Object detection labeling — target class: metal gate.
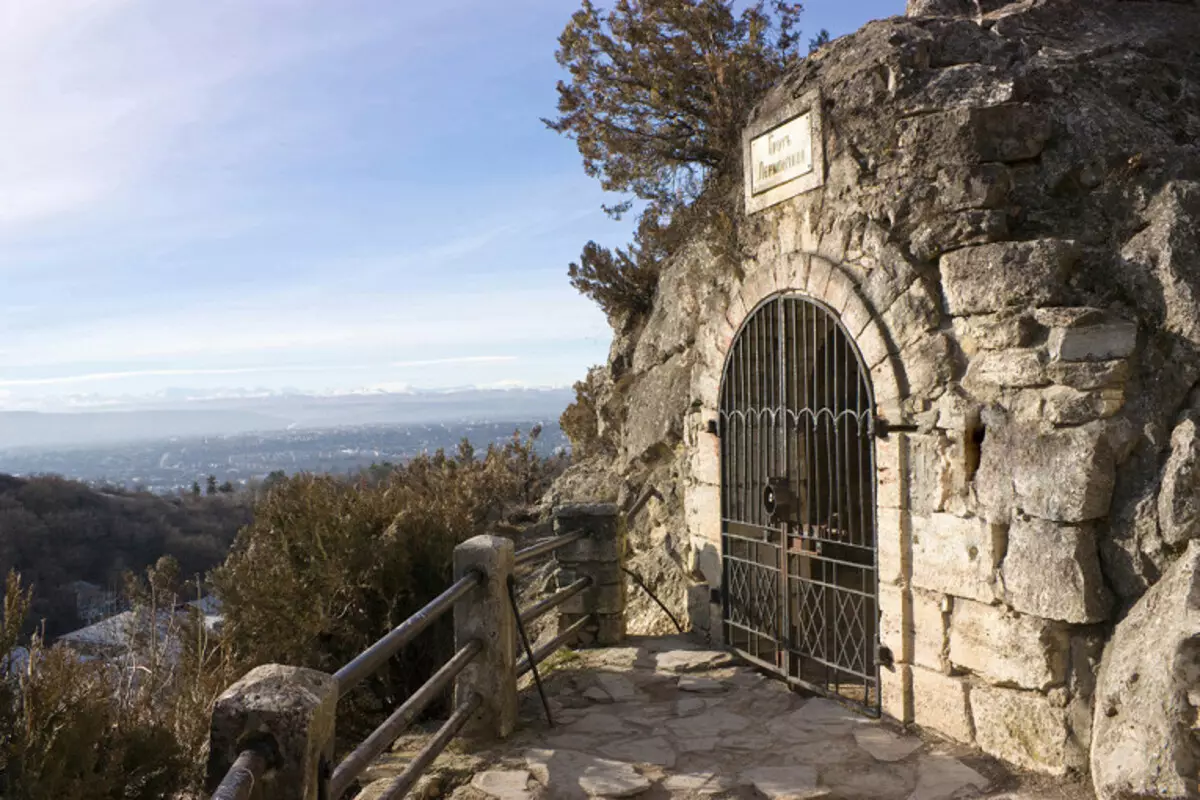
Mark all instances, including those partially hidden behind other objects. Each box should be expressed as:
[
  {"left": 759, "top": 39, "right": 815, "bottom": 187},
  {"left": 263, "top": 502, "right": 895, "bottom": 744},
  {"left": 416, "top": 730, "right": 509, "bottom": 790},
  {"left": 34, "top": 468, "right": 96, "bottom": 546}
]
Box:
[{"left": 718, "top": 293, "right": 879, "bottom": 713}]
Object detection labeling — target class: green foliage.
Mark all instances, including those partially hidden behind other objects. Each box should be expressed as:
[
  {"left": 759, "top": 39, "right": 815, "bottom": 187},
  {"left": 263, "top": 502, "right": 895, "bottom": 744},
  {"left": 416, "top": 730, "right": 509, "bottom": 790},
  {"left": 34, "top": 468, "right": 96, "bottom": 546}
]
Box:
[
  {"left": 212, "top": 429, "right": 565, "bottom": 741},
  {"left": 808, "top": 27, "right": 831, "bottom": 53},
  {"left": 548, "top": 0, "right": 803, "bottom": 320}
]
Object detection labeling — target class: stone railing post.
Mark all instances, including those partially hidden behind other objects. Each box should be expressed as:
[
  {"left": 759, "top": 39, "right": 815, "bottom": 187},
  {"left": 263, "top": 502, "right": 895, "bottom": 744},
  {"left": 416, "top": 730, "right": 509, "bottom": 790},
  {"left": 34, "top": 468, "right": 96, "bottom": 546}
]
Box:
[
  {"left": 553, "top": 503, "right": 626, "bottom": 646},
  {"left": 206, "top": 664, "right": 337, "bottom": 799},
  {"left": 453, "top": 534, "right": 517, "bottom": 740}
]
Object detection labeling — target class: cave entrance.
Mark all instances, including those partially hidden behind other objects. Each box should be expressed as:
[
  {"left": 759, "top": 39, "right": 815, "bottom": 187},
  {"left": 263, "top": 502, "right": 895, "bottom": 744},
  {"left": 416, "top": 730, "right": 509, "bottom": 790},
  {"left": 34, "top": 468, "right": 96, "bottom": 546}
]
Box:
[{"left": 717, "top": 293, "right": 879, "bottom": 714}]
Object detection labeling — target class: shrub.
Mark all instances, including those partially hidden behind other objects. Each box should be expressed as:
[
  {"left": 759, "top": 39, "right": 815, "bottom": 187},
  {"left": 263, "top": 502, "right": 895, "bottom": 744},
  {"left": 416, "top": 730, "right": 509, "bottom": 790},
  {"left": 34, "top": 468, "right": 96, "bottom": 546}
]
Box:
[{"left": 212, "top": 430, "right": 564, "bottom": 743}]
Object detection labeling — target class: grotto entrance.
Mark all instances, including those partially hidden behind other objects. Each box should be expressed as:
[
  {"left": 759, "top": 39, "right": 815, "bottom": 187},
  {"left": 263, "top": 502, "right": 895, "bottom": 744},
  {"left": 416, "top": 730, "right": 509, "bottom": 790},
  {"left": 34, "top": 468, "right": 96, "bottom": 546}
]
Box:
[{"left": 718, "top": 293, "right": 879, "bottom": 713}]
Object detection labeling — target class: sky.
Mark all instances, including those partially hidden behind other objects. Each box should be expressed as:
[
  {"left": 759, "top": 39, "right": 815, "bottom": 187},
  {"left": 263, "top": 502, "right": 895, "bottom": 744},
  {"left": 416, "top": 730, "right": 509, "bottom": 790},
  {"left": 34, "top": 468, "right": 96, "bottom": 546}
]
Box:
[{"left": 0, "top": 0, "right": 904, "bottom": 412}]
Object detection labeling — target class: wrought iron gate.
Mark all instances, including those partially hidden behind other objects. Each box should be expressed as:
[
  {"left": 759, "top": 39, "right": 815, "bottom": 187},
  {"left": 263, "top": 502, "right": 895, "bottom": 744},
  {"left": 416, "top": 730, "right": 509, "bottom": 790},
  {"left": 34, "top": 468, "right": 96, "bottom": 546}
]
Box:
[{"left": 718, "top": 293, "right": 879, "bottom": 713}]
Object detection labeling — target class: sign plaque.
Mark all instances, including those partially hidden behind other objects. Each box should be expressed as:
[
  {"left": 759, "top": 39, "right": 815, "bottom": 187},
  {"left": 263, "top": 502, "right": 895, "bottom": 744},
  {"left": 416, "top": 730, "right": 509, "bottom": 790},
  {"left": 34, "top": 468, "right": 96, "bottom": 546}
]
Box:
[{"left": 743, "top": 90, "right": 825, "bottom": 213}]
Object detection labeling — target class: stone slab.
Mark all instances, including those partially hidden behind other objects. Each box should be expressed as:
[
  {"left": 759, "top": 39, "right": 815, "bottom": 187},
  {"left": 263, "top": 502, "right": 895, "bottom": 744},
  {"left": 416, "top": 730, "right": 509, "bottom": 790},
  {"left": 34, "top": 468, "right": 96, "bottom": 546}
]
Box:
[
  {"left": 597, "top": 736, "right": 676, "bottom": 768},
  {"left": 471, "top": 770, "right": 533, "bottom": 800},
  {"left": 654, "top": 649, "right": 734, "bottom": 673},
  {"left": 909, "top": 754, "right": 989, "bottom": 800},
  {"left": 524, "top": 749, "right": 651, "bottom": 799},
  {"left": 740, "top": 766, "right": 829, "bottom": 799},
  {"left": 948, "top": 599, "right": 1068, "bottom": 691},
  {"left": 853, "top": 727, "right": 924, "bottom": 763}
]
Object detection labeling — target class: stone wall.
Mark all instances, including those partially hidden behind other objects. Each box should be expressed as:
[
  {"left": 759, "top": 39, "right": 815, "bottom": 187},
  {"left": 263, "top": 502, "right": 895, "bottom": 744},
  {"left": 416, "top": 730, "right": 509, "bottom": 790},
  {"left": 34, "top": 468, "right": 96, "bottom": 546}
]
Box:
[{"left": 549, "top": 0, "right": 1200, "bottom": 790}]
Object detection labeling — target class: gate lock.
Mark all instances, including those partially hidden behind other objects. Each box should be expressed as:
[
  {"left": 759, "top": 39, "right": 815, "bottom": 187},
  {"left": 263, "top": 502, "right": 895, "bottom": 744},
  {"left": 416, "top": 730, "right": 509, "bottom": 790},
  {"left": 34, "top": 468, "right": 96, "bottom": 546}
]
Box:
[{"left": 762, "top": 477, "right": 795, "bottom": 525}]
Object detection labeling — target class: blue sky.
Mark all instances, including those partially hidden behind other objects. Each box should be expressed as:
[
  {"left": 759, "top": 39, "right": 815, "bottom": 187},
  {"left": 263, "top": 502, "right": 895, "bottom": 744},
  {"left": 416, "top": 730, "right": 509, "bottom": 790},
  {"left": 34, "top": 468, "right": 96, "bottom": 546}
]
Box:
[{"left": 0, "top": 0, "right": 903, "bottom": 411}]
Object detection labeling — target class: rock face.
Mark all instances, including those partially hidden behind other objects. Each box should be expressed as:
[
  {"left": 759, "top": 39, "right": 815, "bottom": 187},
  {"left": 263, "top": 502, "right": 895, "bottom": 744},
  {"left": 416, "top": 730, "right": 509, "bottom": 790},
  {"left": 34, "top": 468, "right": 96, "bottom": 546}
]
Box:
[
  {"left": 545, "top": 0, "right": 1200, "bottom": 789},
  {"left": 1090, "top": 542, "right": 1200, "bottom": 800}
]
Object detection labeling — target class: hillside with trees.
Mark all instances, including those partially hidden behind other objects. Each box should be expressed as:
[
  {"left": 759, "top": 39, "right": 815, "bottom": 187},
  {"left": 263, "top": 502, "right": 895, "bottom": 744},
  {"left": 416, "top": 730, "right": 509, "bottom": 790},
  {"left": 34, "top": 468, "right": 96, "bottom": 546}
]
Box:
[{"left": 0, "top": 474, "right": 251, "bottom": 639}]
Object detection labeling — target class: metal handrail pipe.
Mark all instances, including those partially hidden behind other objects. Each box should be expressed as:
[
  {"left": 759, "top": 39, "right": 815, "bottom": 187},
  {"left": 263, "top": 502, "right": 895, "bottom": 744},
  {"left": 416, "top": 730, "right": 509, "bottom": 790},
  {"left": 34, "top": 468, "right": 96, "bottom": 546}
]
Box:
[
  {"left": 374, "top": 692, "right": 483, "bottom": 800},
  {"left": 516, "top": 614, "right": 593, "bottom": 678},
  {"left": 334, "top": 569, "right": 483, "bottom": 696},
  {"left": 518, "top": 577, "right": 592, "bottom": 625},
  {"left": 210, "top": 749, "right": 267, "bottom": 800},
  {"left": 330, "top": 639, "right": 482, "bottom": 798},
  {"left": 513, "top": 529, "right": 587, "bottom": 566}
]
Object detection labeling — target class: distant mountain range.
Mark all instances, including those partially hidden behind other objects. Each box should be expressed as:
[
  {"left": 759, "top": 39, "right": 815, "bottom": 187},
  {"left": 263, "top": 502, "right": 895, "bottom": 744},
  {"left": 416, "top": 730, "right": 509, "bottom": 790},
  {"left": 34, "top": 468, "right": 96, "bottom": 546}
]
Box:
[{"left": 0, "top": 387, "right": 574, "bottom": 450}]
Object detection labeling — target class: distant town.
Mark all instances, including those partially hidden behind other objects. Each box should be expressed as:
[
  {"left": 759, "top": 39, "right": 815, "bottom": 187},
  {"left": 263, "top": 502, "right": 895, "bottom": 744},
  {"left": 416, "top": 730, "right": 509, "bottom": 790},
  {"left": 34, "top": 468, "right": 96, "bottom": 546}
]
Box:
[{"left": 0, "top": 420, "right": 568, "bottom": 495}]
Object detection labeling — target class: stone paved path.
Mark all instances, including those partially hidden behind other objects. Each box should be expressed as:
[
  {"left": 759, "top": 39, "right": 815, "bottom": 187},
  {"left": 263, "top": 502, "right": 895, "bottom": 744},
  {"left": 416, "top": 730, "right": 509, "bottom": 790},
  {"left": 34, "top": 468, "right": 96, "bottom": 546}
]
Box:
[{"left": 361, "top": 636, "right": 1093, "bottom": 800}]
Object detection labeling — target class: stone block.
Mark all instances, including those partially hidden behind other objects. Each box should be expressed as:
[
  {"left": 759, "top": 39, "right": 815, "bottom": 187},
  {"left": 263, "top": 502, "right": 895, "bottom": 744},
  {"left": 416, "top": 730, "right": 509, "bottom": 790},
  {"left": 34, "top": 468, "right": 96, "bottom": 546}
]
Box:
[
  {"left": 901, "top": 332, "right": 955, "bottom": 401},
  {"left": 940, "top": 239, "right": 1079, "bottom": 315},
  {"left": 974, "top": 419, "right": 1120, "bottom": 523},
  {"left": 910, "top": 210, "right": 1009, "bottom": 262},
  {"left": 882, "top": 281, "right": 941, "bottom": 351},
  {"left": 878, "top": 583, "right": 910, "bottom": 663},
  {"left": 971, "top": 686, "right": 1086, "bottom": 776},
  {"left": 805, "top": 256, "right": 833, "bottom": 299},
  {"left": 684, "top": 484, "right": 721, "bottom": 554},
  {"left": 1048, "top": 322, "right": 1137, "bottom": 362},
  {"left": 935, "top": 164, "right": 1012, "bottom": 212},
  {"left": 898, "top": 104, "right": 1051, "bottom": 166},
  {"left": 912, "top": 666, "right": 974, "bottom": 744},
  {"left": 881, "top": 664, "right": 913, "bottom": 725},
  {"left": 1041, "top": 386, "right": 1124, "bottom": 426},
  {"left": 857, "top": 319, "right": 894, "bottom": 369},
  {"left": 951, "top": 311, "right": 1039, "bottom": 354},
  {"left": 948, "top": 599, "right": 1068, "bottom": 690},
  {"left": 963, "top": 349, "right": 1048, "bottom": 394},
  {"left": 901, "top": 63, "right": 1017, "bottom": 115},
  {"left": 907, "top": 433, "right": 955, "bottom": 515},
  {"left": 1000, "top": 517, "right": 1112, "bottom": 623},
  {"left": 875, "top": 435, "right": 906, "bottom": 510},
  {"left": 911, "top": 588, "right": 948, "bottom": 670},
  {"left": 1156, "top": 418, "right": 1200, "bottom": 547},
  {"left": 877, "top": 507, "right": 911, "bottom": 586},
  {"left": 206, "top": 664, "right": 337, "bottom": 800},
  {"left": 1045, "top": 358, "right": 1130, "bottom": 391},
  {"left": 823, "top": 267, "right": 855, "bottom": 315},
  {"left": 910, "top": 513, "right": 1004, "bottom": 603},
  {"left": 871, "top": 354, "right": 904, "bottom": 404},
  {"left": 840, "top": 290, "right": 874, "bottom": 339}
]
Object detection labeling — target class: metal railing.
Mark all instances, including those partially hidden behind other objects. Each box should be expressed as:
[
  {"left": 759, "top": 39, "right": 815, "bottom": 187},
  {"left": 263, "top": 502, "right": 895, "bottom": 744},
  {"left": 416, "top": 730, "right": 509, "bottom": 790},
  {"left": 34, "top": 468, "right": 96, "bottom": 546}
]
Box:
[{"left": 207, "top": 506, "right": 620, "bottom": 800}]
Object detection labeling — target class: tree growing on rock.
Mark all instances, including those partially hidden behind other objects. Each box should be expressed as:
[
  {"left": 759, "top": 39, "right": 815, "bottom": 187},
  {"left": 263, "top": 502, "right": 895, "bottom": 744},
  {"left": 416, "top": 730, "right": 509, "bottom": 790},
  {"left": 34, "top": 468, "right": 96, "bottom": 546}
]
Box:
[{"left": 547, "top": 0, "right": 804, "bottom": 322}]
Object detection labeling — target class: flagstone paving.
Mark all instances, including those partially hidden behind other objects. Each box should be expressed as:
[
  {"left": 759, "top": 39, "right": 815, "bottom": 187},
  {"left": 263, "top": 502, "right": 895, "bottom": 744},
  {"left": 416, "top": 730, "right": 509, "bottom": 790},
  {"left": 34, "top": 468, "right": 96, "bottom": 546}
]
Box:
[{"left": 360, "top": 636, "right": 1095, "bottom": 800}]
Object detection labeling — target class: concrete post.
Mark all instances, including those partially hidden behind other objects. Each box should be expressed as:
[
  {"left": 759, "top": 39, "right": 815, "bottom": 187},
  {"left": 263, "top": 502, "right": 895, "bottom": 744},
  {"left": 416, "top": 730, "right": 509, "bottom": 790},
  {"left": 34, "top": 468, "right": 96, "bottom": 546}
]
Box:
[
  {"left": 553, "top": 503, "right": 626, "bottom": 646},
  {"left": 453, "top": 534, "right": 517, "bottom": 740},
  {"left": 206, "top": 664, "right": 337, "bottom": 800}
]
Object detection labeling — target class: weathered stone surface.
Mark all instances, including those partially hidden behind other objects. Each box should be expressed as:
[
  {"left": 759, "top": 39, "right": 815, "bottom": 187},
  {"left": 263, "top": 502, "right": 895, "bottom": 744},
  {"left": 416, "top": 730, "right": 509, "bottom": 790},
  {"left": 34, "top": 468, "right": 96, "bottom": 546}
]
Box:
[
  {"left": 1000, "top": 517, "right": 1112, "bottom": 623},
  {"left": 1091, "top": 541, "right": 1200, "bottom": 800},
  {"left": 654, "top": 649, "right": 733, "bottom": 673},
  {"left": 598, "top": 737, "right": 676, "bottom": 768},
  {"left": 907, "top": 0, "right": 975, "bottom": 17},
  {"left": 739, "top": 766, "right": 825, "bottom": 800},
  {"left": 661, "top": 772, "right": 736, "bottom": 795},
  {"left": 940, "top": 239, "right": 1078, "bottom": 315},
  {"left": 898, "top": 105, "right": 1051, "bottom": 166},
  {"left": 677, "top": 675, "right": 725, "bottom": 693},
  {"left": 525, "top": 749, "right": 651, "bottom": 799},
  {"left": 621, "top": 353, "right": 691, "bottom": 465},
  {"left": 471, "top": 770, "right": 533, "bottom": 800},
  {"left": 1039, "top": 386, "right": 1124, "bottom": 426},
  {"left": 974, "top": 418, "right": 1120, "bottom": 523},
  {"left": 1048, "top": 321, "right": 1137, "bottom": 362},
  {"left": 963, "top": 349, "right": 1048, "bottom": 392},
  {"left": 206, "top": 664, "right": 338, "bottom": 800},
  {"left": 664, "top": 708, "right": 749, "bottom": 738},
  {"left": 971, "top": 686, "right": 1086, "bottom": 776},
  {"left": 951, "top": 310, "right": 1037, "bottom": 353},
  {"left": 853, "top": 727, "right": 923, "bottom": 762},
  {"left": 909, "top": 754, "right": 989, "bottom": 800},
  {"left": 912, "top": 667, "right": 974, "bottom": 744},
  {"left": 1158, "top": 418, "right": 1200, "bottom": 547},
  {"left": 910, "top": 513, "right": 1004, "bottom": 603},
  {"left": 949, "top": 599, "right": 1069, "bottom": 690},
  {"left": 1044, "top": 359, "right": 1130, "bottom": 391}
]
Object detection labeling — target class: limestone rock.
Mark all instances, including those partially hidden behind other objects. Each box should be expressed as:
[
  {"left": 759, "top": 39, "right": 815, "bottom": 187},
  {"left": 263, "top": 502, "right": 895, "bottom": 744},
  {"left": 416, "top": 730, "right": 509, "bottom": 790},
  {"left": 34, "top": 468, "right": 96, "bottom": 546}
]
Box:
[
  {"left": 661, "top": 772, "right": 736, "bottom": 795},
  {"left": 1047, "top": 321, "right": 1137, "bottom": 363},
  {"left": 949, "top": 599, "right": 1069, "bottom": 691},
  {"left": 910, "top": 513, "right": 1004, "bottom": 603},
  {"left": 470, "top": 771, "right": 533, "bottom": 800},
  {"left": 1091, "top": 541, "right": 1200, "bottom": 800},
  {"left": 739, "top": 766, "right": 826, "bottom": 800},
  {"left": 911, "top": 667, "right": 974, "bottom": 744},
  {"left": 597, "top": 737, "right": 676, "bottom": 768},
  {"left": 1000, "top": 517, "right": 1112, "bottom": 623},
  {"left": 970, "top": 686, "right": 1086, "bottom": 776},
  {"left": 621, "top": 354, "right": 691, "bottom": 465},
  {"left": 940, "top": 239, "right": 1078, "bottom": 315},
  {"left": 654, "top": 649, "right": 733, "bottom": 673},
  {"left": 852, "top": 727, "right": 924, "bottom": 762},
  {"left": 974, "top": 419, "right": 1121, "bottom": 524},
  {"left": 909, "top": 754, "right": 989, "bottom": 800},
  {"left": 1158, "top": 418, "right": 1200, "bottom": 547},
  {"left": 524, "top": 749, "right": 651, "bottom": 799}
]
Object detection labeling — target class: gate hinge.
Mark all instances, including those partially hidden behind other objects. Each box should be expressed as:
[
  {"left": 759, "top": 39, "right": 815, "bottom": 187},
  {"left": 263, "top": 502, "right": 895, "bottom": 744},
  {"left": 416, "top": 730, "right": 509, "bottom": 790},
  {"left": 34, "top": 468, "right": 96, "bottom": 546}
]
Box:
[
  {"left": 874, "top": 416, "right": 919, "bottom": 439},
  {"left": 710, "top": 587, "right": 723, "bottom": 606},
  {"left": 875, "top": 643, "right": 896, "bottom": 672}
]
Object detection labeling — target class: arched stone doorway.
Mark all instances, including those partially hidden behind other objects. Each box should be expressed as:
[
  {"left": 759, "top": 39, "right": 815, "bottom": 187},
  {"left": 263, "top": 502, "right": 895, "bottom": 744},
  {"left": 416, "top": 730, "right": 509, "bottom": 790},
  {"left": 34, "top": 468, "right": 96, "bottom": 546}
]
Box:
[{"left": 718, "top": 292, "right": 879, "bottom": 713}]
